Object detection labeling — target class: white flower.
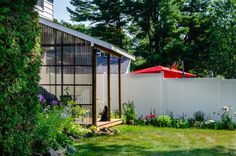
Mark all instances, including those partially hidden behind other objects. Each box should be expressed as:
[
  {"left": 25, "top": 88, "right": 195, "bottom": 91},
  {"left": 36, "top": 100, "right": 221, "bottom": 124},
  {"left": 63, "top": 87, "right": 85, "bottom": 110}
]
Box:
[
  {"left": 208, "top": 120, "right": 215, "bottom": 123},
  {"left": 61, "top": 112, "right": 67, "bottom": 118},
  {"left": 222, "top": 106, "right": 230, "bottom": 112}
]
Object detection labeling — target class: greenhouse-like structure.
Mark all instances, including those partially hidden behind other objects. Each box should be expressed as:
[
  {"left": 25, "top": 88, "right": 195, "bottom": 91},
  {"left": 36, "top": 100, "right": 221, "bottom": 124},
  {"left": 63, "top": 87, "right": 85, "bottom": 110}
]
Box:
[{"left": 39, "top": 18, "right": 135, "bottom": 126}]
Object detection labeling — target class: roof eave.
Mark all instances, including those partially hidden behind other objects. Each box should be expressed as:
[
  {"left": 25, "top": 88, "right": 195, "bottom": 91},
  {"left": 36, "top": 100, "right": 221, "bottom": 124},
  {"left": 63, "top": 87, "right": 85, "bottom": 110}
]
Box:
[{"left": 39, "top": 17, "right": 135, "bottom": 60}]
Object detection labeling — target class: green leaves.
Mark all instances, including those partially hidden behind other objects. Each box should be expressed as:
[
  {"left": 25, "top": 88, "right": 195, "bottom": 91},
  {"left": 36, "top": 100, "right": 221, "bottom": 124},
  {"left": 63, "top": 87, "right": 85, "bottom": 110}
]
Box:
[
  {"left": 68, "top": 0, "right": 235, "bottom": 77},
  {"left": 0, "top": 1, "right": 41, "bottom": 155},
  {"left": 68, "top": 0, "right": 129, "bottom": 48}
]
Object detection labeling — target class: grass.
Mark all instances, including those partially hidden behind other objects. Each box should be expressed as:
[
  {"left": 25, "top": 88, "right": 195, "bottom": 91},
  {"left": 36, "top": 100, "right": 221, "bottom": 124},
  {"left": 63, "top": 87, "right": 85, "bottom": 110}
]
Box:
[{"left": 74, "top": 125, "right": 236, "bottom": 156}]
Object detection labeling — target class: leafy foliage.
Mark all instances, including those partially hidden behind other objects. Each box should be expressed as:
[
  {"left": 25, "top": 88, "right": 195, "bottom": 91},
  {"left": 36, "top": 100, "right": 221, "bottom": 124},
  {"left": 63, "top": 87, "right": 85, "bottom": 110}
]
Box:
[
  {"left": 194, "top": 111, "right": 205, "bottom": 122},
  {"left": 68, "top": 0, "right": 236, "bottom": 78},
  {"left": 0, "top": 0, "right": 41, "bottom": 155},
  {"left": 156, "top": 116, "right": 173, "bottom": 127},
  {"left": 32, "top": 109, "right": 69, "bottom": 153},
  {"left": 68, "top": 0, "right": 129, "bottom": 48},
  {"left": 175, "top": 118, "right": 189, "bottom": 128},
  {"left": 32, "top": 101, "right": 90, "bottom": 154},
  {"left": 123, "top": 101, "right": 137, "bottom": 124},
  {"left": 220, "top": 106, "right": 234, "bottom": 130},
  {"left": 134, "top": 107, "right": 235, "bottom": 130}
]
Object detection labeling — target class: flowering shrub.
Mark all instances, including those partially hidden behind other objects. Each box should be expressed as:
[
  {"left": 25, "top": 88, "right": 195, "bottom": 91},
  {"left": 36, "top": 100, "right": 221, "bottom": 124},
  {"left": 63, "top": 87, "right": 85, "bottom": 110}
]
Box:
[
  {"left": 38, "top": 94, "right": 45, "bottom": 103},
  {"left": 32, "top": 109, "right": 67, "bottom": 153},
  {"left": 145, "top": 114, "right": 157, "bottom": 125},
  {"left": 203, "top": 120, "right": 216, "bottom": 129},
  {"left": 146, "top": 114, "right": 156, "bottom": 119},
  {"left": 33, "top": 99, "right": 89, "bottom": 154},
  {"left": 134, "top": 106, "right": 236, "bottom": 131},
  {"left": 220, "top": 106, "right": 234, "bottom": 130}
]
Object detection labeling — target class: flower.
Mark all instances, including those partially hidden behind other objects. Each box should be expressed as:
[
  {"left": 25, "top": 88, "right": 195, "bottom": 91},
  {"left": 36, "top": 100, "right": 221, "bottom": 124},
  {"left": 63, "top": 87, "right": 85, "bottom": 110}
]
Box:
[
  {"left": 222, "top": 106, "right": 230, "bottom": 112},
  {"left": 145, "top": 114, "right": 156, "bottom": 119},
  {"left": 44, "top": 105, "right": 51, "bottom": 112},
  {"left": 38, "top": 95, "right": 45, "bottom": 102},
  {"left": 51, "top": 100, "right": 59, "bottom": 105},
  {"left": 208, "top": 120, "right": 215, "bottom": 123}
]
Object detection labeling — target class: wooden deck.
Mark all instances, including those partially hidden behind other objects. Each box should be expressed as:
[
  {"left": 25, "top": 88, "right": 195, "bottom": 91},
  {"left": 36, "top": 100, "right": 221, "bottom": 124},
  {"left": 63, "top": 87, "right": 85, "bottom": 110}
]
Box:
[
  {"left": 97, "top": 118, "right": 122, "bottom": 129},
  {"left": 75, "top": 118, "right": 122, "bottom": 129}
]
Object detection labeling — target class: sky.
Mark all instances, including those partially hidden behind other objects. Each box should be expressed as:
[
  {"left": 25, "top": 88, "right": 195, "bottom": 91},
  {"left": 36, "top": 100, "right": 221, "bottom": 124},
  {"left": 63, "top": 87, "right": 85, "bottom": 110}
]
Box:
[
  {"left": 54, "top": 0, "right": 74, "bottom": 23},
  {"left": 54, "top": 0, "right": 90, "bottom": 25}
]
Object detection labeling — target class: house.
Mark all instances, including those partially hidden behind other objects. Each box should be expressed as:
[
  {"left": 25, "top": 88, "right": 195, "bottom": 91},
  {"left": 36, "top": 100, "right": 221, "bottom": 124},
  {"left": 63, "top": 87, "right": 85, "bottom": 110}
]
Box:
[
  {"left": 35, "top": 0, "right": 54, "bottom": 20},
  {"left": 36, "top": 0, "right": 135, "bottom": 126}
]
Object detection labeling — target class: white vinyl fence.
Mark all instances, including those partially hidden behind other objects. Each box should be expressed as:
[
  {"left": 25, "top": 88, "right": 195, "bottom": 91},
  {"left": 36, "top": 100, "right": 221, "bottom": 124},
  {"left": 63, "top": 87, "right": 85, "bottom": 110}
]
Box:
[{"left": 97, "top": 73, "right": 236, "bottom": 121}]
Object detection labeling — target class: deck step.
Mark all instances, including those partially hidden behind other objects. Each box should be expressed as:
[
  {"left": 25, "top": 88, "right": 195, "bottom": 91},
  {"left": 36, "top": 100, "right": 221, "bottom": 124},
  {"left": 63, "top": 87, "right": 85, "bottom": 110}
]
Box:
[{"left": 97, "top": 119, "right": 122, "bottom": 129}]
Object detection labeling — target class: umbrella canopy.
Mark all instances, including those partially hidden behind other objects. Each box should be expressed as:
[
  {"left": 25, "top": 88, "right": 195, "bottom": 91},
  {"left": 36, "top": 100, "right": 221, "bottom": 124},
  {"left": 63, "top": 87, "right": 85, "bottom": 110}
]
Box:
[{"left": 131, "top": 65, "right": 196, "bottom": 78}]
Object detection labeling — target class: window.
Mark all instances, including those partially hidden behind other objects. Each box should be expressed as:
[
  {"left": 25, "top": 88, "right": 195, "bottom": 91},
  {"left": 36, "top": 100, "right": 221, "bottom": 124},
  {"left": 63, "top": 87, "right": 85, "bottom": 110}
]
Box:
[
  {"left": 40, "top": 24, "right": 93, "bottom": 106},
  {"left": 37, "top": 0, "right": 44, "bottom": 8}
]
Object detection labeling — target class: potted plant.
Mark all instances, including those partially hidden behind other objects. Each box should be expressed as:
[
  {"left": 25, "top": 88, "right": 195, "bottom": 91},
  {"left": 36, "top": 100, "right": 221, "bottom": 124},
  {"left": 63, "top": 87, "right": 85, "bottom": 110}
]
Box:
[{"left": 60, "top": 87, "right": 72, "bottom": 104}]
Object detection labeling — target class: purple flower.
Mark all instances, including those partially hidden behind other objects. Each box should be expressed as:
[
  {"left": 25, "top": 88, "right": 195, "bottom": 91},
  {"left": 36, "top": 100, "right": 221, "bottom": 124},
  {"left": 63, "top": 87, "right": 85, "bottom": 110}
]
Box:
[
  {"left": 38, "top": 95, "right": 45, "bottom": 102},
  {"left": 51, "top": 100, "right": 59, "bottom": 105}
]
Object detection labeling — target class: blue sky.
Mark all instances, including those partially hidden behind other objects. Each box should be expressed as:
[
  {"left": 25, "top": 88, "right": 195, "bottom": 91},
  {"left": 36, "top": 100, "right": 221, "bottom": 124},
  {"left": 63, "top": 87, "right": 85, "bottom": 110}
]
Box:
[
  {"left": 54, "top": 0, "right": 90, "bottom": 25},
  {"left": 54, "top": 0, "right": 74, "bottom": 23}
]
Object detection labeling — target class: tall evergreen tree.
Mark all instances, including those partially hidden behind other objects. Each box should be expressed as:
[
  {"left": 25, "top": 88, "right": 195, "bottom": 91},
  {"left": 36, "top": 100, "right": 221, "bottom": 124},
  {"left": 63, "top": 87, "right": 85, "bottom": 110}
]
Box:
[
  {"left": 206, "top": 0, "right": 236, "bottom": 78},
  {"left": 67, "top": 0, "right": 236, "bottom": 78},
  {"left": 68, "top": 0, "right": 128, "bottom": 48},
  {"left": 178, "top": 0, "right": 213, "bottom": 73},
  {"left": 125, "top": 0, "right": 184, "bottom": 69},
  {"left": 0, "top": 0, "right": 41, "bottom": 154}
]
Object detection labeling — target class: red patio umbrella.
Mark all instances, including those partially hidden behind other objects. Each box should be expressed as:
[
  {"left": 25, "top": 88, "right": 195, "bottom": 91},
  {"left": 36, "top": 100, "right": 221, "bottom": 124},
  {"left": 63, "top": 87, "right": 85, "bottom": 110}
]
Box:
[{"left": 130, "top": 65, "right": 196, "bottom": 78}]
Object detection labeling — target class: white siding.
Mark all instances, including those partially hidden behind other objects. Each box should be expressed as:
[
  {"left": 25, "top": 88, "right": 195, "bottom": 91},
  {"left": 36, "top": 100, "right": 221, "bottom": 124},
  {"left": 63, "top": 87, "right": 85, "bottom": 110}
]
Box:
[{"left": 36, "top": 0, "right": 53, "bottom": 20}]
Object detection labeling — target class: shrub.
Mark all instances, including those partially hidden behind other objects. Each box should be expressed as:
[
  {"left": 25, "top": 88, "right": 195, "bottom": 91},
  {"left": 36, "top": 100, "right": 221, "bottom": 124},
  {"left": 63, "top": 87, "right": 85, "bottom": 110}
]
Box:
[
  {"left": 0, "top": 1, "right": 41, "bottom": 155},
  {"left": 68, "top": 100, "right": 86, "bottom": 118},
  {"left": 123, "top": 101, "right": 137, "bottom": 124},
  {"left": 134, "top": 118, "right": 146, "bottom": 126},
  {"left": 200, "top": 120, "right": 216, "bottom": 129},
  {"left": 194, "top": 111, "right": 205, "bottom": 122},
  {"left": 155, "top": 116, "right": 172, "bottom": 127},
  {"left": 145, "top": 114, "right": 157, "bottom": 125},
  {"left": 32, "top": 109, "right": 69, "bottom": 154},
  {"left": 32, "top": 100, "right": 90, "bottom": 154},
  {"left": 111, "top": 109, "right": 119, "bottom": 118},
  {"left": 220, "top": 106, "right": 234, "bottom": 130},
  {"left": 175, "top": 118, "right": 189, "bottom": 128},
  {"left": 215, "top": 121, "right": 223, "bottom": 130},
  {"left": 193, "top": 121, "right": 204, "bottom": 128},
  {"left": 188, "top": 118, "right": 195, "bottom": 127}
]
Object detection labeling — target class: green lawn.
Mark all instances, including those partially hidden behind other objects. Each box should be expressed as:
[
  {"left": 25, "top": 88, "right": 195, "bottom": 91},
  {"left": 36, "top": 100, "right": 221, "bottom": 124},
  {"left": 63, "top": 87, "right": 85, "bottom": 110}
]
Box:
[{"left": 74, "top": 125, "right": 236, "bottom": 156}]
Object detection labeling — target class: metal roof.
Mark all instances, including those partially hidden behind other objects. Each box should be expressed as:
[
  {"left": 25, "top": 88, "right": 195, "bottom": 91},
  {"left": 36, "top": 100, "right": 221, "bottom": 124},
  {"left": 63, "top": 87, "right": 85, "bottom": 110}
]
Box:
[{"left": 39, "top": 18, "right": 135, "bottom": 60}]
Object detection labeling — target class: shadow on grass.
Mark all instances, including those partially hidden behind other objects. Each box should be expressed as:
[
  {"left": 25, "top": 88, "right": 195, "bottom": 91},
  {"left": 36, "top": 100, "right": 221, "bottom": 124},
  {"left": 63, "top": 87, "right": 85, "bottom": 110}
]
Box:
[{"left": 75, "top": 143, "right": 236, "bottom": 156}]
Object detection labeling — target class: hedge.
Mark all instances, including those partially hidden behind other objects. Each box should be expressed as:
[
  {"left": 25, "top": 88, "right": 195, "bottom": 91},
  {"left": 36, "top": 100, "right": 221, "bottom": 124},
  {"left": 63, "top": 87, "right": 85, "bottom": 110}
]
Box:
[{"left": 0, "top": 0, "right": 41, "bottom": 155}]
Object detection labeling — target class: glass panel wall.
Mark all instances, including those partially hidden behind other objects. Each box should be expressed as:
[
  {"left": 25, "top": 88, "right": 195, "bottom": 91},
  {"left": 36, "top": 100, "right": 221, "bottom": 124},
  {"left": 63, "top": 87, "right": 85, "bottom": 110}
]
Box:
[{"left": 39, "top": 24, "right": 93, "bottom": 124}]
